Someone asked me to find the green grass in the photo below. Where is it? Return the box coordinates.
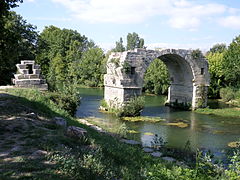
[1,88,240,179]
[196,107,240,118]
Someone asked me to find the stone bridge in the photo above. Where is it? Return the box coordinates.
[104,48,210,110]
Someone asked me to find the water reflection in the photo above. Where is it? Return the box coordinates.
[76,88,240,153]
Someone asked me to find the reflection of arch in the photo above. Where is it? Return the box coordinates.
[104,48,210,109]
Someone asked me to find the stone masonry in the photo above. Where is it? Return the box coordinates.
[12,60,48,90]
[104,48,210,109]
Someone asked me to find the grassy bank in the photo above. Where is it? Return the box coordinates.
[0,88,239,179]
[196,107,240,118]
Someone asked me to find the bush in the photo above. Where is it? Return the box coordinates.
[220,87,235,102]
[117,96,145,117]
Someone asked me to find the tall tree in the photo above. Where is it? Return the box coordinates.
[113,37,125,52]
[0,11,38,85]
[36,26,90,89]
[76,47,106,87]
[126,32,144,50]
[209,43,226,54]
[206,52,225,98]
[222,35,240,87]
[143,58,169,95]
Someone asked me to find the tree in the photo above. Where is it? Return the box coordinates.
[36,26,91,89]
[222,35,240,87]
[76,47,106,87]
[113,37,125,52]
[126,32,144,50]
[0,11,38,85]
[209,43,226,54]
[206,52,225,98]
[143,58,170,95]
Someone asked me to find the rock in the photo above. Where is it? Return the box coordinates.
[162,156,176,163]
[30,150,48,159]
[54,117,67,128]
[32,150,48,156]
[67,126,87,138]
[120,139,141,145]
[26,112,37,118]
[143,147,154,153]
[151,151,163,157]
[99,106,107,111]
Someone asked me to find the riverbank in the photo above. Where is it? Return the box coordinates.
[0,88,239,179]
[196,99,240,118]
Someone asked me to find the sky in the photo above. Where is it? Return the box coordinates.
[15,0,240,51]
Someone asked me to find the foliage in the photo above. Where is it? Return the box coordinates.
[76,47,106,87]
[220,87,235,102]
[0,11,38,85]
[36,25,90,85]
[225,150,240,179]
[113,37,125,52]
[222,35,240,87]
[117,96,145,117]
[170,100,191,110]
[209,43,226,53]
[110,58,120,67]
[100,99,108,108]
[117,123,128,138]
[127,32,144,50]
[122,61,131,74]
[191,49,204,60]
[195,149,221,177]
[206,52,225,98]
[143,58,170,95]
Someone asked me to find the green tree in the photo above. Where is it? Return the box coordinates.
[209,43,226,53]
[222,35,240,87]
[143,58,170,95]
[36,26,90,89]
[77,47,106,87]
[113,37,125,52]
[0,11,38,85]
[126,32,144,50]
[206,52,225,98]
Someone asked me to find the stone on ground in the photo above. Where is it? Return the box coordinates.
[67,126,87,138]
[162,156,176,162]
[121,139,141,145]
[54,117,67,128]
[143,147,154,153]
[151,151,163,157]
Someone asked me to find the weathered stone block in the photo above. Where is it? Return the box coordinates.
[13,60,48,90]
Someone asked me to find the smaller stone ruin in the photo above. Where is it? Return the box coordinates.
[12,60,48,90]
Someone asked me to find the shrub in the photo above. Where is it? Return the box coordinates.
[220,87,235,102]
[117,96,145,117]
[122,61,131,74]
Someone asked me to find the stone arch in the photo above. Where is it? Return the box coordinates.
[104,48,210,109]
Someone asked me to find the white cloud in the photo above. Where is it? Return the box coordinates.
[32,17,72,22]
[25,0,36,2]
[219,16,240,29]
[51,0,238,30]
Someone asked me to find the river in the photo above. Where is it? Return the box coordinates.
[76,88,240,155]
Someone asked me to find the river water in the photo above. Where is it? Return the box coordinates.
[76,88,240,154]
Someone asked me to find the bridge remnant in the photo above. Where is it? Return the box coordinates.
[104,48,210,110]
[12,60,48,90]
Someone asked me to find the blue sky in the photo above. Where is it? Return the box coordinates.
[15,0,240,51]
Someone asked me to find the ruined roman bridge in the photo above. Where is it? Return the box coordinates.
[104,48,210,110]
